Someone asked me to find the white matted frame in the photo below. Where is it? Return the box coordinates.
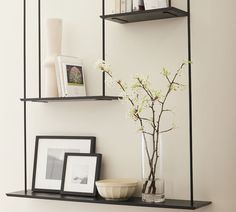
[32,136,96,193]
[55,55,86,97]
[61,153,102,197]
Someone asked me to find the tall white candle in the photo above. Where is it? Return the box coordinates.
[44,18,62,97]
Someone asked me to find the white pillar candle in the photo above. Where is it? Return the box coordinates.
[44,18,62,97]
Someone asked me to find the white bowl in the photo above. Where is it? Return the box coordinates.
[96,179,138,201]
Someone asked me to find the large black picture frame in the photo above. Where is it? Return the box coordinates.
[32,136,96,193]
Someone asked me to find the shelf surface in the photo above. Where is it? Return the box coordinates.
[101,7,188,23]
[20,96,122,103]
[6,190,211,210]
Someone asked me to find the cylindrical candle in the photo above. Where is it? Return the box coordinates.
[44,18,62,97]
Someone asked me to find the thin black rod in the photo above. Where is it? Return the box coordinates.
[38,0,42,98]
[102,0,105,96]
[187,0,194,205]
[169,0,172,7]
[23,0,27,193]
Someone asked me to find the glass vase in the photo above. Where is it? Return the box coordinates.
[141,133,165,203]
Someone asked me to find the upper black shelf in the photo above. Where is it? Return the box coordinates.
[6,190,211,210]
[20,96,122,103]
[101,7,188,24]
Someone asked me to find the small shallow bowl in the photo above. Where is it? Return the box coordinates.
[96,179,138,201]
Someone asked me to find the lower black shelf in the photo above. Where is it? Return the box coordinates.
[6,190,211,210]
[20,96,122,103]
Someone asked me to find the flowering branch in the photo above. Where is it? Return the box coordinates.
[96,59,188,195]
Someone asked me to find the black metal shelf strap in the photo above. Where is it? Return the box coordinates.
[38,0,42,98]
[102,0,106,96]
[187,0,194,206]
[23,0,27,194]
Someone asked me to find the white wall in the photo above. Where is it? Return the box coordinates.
[0,0,236,211]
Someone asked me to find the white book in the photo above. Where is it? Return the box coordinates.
[133,0,139,11]
[144,0,168,10]
[121,0,126,13]
[109,0,116,14]
[126,0,132,12]
[144,0,157,10]
[133,0,144,11]
[115,0,121,13]
[157,0,168,8]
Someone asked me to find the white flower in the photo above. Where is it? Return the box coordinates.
[151,89,162,101]
[161,68,170,77]
[94,59,186,138]
[129,107,139,121]
[95,59,112,75]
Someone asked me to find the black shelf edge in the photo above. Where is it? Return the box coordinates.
[6,190,211,210]
[20,96,122,103]
[100,7,189,24]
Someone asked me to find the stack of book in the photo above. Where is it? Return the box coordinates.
[112,0,168,13]
[112,0,133,13]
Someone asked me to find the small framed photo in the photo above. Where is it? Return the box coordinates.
[32,136,96,193]
[56,55,86,97]
[61,153,102,197]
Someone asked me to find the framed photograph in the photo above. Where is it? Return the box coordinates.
[32,136,96,193]
[61,153,102,197]
[55,55,86,97]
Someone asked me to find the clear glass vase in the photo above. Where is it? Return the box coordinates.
[141,133,165,203]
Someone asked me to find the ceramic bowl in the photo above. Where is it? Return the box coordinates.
[95,179,138,201]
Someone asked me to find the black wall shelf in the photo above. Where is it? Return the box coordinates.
[6,190,211,210]
[20,96,122,103]
[101,7,188,24]
[6,0,211,210]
